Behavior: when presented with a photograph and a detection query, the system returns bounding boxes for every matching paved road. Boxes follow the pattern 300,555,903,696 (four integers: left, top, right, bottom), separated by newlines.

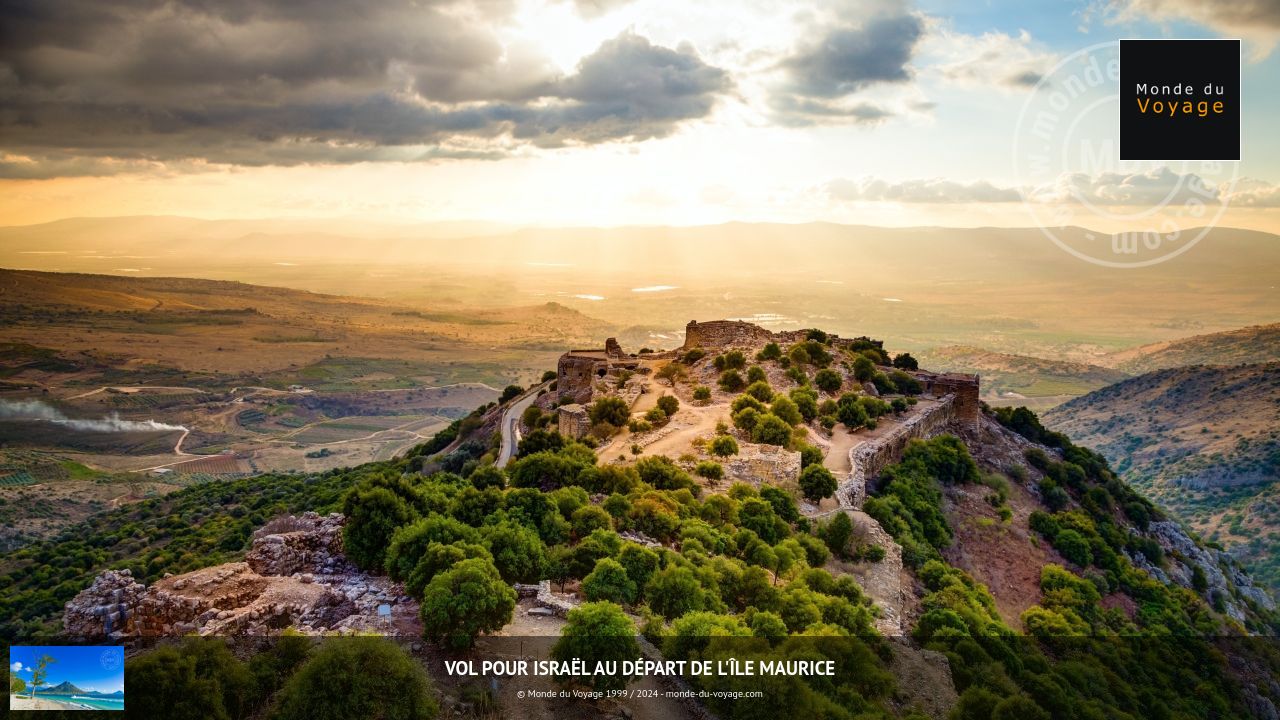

496,382,550,468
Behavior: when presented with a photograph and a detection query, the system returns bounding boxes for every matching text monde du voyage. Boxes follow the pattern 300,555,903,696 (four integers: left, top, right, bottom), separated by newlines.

445,658,836,677
1134,82,1228,118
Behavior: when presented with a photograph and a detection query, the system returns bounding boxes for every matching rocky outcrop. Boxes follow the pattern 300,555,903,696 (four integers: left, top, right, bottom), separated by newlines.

722,442,801,493
1145,520,1275,622
64,512,418,638
246,512,345,576
62,569,147,639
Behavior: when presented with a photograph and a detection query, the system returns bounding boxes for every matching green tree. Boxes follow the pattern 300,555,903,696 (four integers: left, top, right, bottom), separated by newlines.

892,353,919,371
10,669,25,694
405,542,493,599
751,413,793,446
695,461,724,481
718,370,746,392
758,342,782,361
483,521,547,583
814,369,843,393
342,486,417,572
747,365,768,384
419,558,516,649
269,638,439,720
500,385,524,403
656,395,680,416
799,464,838,502
385,514,479,581
1052,529,1093,567
770,395,803,426
693,385,711,401
852,356,875,382
745,380,775,402
647,566,711,619
589,397,631,427
468,464,507,490
29,653,54,701
635,455,695,491
821,512,854,557
571,504,613,538
552,602,640,692
582,557,638,604
127,640,256,720
710,435,739,457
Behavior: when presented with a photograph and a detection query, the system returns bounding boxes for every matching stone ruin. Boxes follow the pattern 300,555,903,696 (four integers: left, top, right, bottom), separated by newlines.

556,337,644,404
556,403,591,440
64,512,418,638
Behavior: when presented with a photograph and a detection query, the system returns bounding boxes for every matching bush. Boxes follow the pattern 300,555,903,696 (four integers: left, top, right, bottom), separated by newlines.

483,521,547,582
127,639,258,720
745,380,775,402
758,342,783,361
385,514,480,581
468,465,506,490
693,385,711,401
695,461,724,481
582,558,638,604
405,542,492,599
269,638,439,720
892,353,919,371
656,395,680,416
718,370,746,392
552,602,640,692
572,504,613,537
710,435,739,457
635,455,696,491
500,385,524,403
799,464,838,502
814,369,843,393
747,365,768,384
821,512,853,557
342,486,417,572
751,413,793,446
770,395,803,426
419,558,516,649
644,407,668,425
1052,529,1093,567
589,397,631,427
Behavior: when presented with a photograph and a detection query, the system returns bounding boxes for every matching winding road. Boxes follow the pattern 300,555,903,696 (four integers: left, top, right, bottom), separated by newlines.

496,382,550,468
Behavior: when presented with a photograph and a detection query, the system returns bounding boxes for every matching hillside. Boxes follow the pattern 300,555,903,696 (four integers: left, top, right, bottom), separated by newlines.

1103,323,1280,373
1045,363,1280,592
918,345,1130,409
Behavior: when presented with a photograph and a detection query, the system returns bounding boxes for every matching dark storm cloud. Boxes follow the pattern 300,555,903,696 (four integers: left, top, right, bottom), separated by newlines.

772,9,923,124
0,1,730,177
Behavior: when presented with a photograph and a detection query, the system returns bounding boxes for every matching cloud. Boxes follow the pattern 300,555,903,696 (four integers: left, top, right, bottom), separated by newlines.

925,28,1058,90
826,177,1021,203
1222,177,1280,207
10,662,21,672
781,14,924,97
1092,0,1280,56
0,2,730,177
1026,167,1223,206
771,5,924,124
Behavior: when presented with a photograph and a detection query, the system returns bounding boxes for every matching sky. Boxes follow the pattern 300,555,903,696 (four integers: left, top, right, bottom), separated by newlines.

2,0,1280,232
9,646,125,694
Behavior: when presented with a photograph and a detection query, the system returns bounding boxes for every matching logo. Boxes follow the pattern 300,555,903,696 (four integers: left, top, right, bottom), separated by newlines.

100,647,122,671
1013,41,1239,268
1120,39,1240,161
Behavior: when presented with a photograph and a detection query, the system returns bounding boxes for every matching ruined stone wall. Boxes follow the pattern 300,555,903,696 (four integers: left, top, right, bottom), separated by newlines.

556,404,590,440
682,320,777,350
913,372,980,427
557,353,608,403
722,443,802,493
836,397,958,507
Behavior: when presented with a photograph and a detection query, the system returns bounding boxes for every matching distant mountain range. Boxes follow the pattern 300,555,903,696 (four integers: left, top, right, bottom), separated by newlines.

40,680,86,695
1102,323,1280,374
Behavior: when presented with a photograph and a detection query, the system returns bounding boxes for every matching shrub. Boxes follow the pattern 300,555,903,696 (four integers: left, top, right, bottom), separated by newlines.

693,385,711,401
582,558,637,604
770,395,803,426
758,342,783,361
799,464,838,502
821,512,853,557
405,542,492,599
656,395,680,416
647,565,712,619
892,353,919,371
745,380,775,402
571,504,613,538
695,461,724,481
710,435,739,457
342,487,417,572
419,558,516,649
751,413,793,446
1053,529,1093,567
500,385,524,403
718,370,746,392
644,407,668,425
747,366,768,384
635,455,696,491
468,465,506,490
814,369,843,393
552,602,640,692
589,397,631,427
127,639,257,720
483,522,547,583
269,638,439,720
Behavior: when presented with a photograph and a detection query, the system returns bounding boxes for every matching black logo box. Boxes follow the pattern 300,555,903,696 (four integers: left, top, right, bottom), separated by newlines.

1120,39,1241,161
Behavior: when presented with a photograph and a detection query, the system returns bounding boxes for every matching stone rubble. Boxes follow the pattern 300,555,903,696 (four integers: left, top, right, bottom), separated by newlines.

64,512,417,638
